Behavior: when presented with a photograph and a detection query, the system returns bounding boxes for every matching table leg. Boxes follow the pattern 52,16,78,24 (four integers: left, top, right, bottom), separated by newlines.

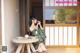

15,44,23,53
21,44,25,53
26,44,31,53
30,44,36,52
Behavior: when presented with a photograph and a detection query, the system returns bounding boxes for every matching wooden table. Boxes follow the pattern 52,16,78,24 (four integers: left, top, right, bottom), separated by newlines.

13,36,39,53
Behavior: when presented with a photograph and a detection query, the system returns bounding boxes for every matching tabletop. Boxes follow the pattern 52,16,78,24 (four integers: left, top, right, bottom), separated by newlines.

13,36,39,44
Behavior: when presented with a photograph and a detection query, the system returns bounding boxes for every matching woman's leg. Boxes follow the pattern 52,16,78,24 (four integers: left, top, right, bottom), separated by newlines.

38,43,47,52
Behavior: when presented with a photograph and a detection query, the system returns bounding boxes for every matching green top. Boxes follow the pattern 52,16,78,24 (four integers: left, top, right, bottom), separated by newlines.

32,28,46,42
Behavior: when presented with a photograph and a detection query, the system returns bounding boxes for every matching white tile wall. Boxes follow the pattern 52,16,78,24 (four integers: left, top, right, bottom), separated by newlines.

45,0,77,6
68,27,73,45
55,0,59,6
58,0,64,6
73,0,77,6
50,27,54,45
63,27,68,45
45,26,77,46
64,0,68,6
45,27,50,45
45,0,50,6
54,27,59,45
50,0,54,6
68,0,73,6
59,27,63,45
73,27,77,45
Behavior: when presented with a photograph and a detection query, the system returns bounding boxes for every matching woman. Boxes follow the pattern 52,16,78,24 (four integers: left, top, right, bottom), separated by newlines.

30,18,47,52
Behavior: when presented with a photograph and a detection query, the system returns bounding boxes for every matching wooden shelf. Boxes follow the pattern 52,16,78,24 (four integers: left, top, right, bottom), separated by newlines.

44,6,78,9
45,24,78,26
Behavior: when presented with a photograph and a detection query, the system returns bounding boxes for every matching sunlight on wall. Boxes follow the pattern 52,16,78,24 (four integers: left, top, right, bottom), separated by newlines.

1,0,7,53
1,0,6,46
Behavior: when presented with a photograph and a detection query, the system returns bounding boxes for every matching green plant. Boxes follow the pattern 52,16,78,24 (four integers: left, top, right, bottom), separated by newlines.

56,9,66,23
55,8,77,24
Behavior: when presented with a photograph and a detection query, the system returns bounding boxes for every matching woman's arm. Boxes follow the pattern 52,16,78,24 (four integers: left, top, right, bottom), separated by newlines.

39,24,44,30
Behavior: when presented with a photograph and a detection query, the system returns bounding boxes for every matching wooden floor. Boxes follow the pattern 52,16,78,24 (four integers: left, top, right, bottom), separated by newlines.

46,47,80,53
13,47,80,53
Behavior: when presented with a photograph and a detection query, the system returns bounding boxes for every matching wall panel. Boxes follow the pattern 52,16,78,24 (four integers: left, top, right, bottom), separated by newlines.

45,26,77,46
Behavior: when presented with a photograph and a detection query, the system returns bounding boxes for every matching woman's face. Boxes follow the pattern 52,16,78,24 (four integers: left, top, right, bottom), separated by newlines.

34,19,37,24
32,19,38,24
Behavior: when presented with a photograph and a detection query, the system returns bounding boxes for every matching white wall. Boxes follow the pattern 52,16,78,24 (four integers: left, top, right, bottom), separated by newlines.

2,0,20,53
45,26,77,46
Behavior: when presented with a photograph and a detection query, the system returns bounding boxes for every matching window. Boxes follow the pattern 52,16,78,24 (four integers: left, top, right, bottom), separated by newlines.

44,8,77,24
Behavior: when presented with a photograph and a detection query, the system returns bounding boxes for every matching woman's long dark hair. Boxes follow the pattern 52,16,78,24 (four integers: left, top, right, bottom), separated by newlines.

28,17,38,36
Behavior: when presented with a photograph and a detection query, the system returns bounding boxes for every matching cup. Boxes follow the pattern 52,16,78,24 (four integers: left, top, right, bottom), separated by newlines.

25,34,29,38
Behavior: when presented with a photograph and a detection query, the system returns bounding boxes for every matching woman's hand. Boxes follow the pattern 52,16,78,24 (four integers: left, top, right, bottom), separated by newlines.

38,21,44,30
38,21,41,25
